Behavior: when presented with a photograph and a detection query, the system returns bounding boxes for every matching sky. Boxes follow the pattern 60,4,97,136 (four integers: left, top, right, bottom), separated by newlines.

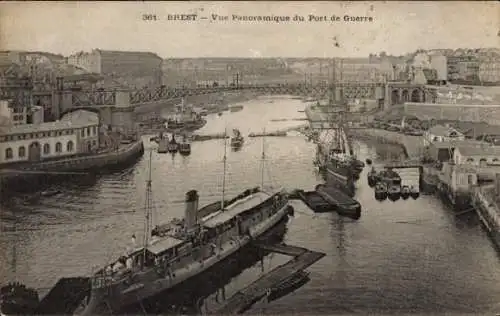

0,1,498,58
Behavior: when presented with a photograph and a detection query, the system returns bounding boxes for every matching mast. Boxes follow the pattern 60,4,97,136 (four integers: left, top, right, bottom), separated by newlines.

221,128,228,211
142,149,153,265
260,128,266,188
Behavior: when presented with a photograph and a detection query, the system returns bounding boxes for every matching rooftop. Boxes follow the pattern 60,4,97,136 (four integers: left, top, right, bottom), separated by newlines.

431,139,487,149
428,124,462,137
147,235,185,255
0,109,99,136
457,145,500,157
203,191,274,229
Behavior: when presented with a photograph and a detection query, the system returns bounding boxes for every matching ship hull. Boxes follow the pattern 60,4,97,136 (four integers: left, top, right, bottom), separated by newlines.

77,200,292,315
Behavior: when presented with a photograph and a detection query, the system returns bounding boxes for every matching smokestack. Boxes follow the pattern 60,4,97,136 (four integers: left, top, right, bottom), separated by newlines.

185,190,199,233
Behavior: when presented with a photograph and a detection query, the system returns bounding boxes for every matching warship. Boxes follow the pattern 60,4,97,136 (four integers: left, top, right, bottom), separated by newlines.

75,135,292,315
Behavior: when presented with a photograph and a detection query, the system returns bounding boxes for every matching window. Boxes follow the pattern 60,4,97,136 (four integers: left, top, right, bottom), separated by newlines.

5,148,13,160
86,128,90,137
466,158,474,162
55,142,62,153
43,143,50,154
67,140,74,152
92,126,97,135
81,129,85,137
18,146,25,158
92,140,97,146
493,158,499,162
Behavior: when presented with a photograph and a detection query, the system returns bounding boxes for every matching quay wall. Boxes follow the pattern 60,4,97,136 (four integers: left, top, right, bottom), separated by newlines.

348,128,425,159
471,186,500,250
1,140,144,193
404,102,500,124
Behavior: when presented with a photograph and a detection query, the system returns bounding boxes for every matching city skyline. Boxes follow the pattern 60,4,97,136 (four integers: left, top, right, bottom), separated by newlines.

0,1,498,58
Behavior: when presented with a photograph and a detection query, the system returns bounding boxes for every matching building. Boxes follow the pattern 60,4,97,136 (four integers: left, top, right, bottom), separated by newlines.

429,54,447,82
479,57,500,84
447,56,480,82
453,145,500,166
0,109,100,165
423,124,465,146
426,139,486,162
67,49,163,86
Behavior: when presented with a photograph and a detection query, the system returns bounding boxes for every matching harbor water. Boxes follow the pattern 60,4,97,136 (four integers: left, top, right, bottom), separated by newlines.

1,96,500,314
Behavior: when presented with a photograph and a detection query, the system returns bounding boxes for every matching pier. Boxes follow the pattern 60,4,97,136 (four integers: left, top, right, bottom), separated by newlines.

209,243,325,314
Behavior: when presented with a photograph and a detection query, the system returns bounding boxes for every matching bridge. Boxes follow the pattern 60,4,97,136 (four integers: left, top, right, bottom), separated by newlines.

31,81,438,111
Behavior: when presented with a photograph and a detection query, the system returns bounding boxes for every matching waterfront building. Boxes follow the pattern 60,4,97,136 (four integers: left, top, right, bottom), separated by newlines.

453,145,500,166
0,109,100,165
429,54,448,82
447,56,480,82
478,57,500,84
423,124,465,146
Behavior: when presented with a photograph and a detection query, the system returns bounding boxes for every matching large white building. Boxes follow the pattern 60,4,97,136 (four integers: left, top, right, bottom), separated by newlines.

0,109,100,165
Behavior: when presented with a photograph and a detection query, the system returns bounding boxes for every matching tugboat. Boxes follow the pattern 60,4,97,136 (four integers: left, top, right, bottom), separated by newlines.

367,167,378,187
410,185,420,199
374,182,388,201
167,135,179,153
74,141,293,315
230,129,244,149
0,283,40,315
166,98,207,132
401,185,411,200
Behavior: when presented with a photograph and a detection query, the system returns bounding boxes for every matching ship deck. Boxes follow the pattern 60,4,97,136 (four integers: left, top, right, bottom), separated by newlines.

209,243,325,314
317,185,358,205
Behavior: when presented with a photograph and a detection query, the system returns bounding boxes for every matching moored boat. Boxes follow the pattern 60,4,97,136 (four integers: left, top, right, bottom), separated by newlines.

401,185,410,200
230,129,244,149
167,136,179,153
367,168,378,187
179,143,191,156
374,182,388,201
75,137,291,315
410,185,420,199
229,105,244,112
315,184,362,220
388,185,401,201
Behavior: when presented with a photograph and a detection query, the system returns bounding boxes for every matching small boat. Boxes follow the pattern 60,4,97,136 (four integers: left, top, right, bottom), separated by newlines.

410,185,420,199
401,185,410,200
316,184,362,220
229,105,244,112
40,189,61,197
167,136,179,153
218,112,223,116
374,182,388,201
0,282,40,316
366,158,372,165
179,142,191,156
230,129,244,148
266,270,310,303
290,189,333,213
388,185,401,201
367,168,378,187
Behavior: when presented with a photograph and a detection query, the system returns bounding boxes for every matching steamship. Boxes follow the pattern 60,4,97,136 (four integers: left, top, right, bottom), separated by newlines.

75,136,292,315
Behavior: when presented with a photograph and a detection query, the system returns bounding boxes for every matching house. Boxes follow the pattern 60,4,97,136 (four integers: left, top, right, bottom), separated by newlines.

426,139,485,162
423,124,465,146
0,109,100,165
453,145,500,166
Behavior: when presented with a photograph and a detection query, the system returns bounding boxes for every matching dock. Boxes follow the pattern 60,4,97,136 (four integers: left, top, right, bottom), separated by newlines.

209,243,325,314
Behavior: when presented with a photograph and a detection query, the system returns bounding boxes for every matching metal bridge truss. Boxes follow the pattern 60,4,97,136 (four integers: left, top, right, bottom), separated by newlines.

128,82,385,105
71,90,117,107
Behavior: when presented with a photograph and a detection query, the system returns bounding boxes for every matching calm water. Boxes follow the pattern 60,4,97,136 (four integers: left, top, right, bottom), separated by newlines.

1,96,500,314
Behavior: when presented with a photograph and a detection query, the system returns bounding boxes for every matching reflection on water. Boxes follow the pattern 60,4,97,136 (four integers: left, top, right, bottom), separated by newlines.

1,96,500,314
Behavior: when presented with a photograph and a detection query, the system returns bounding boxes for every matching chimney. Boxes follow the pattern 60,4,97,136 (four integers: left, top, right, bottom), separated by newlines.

496,174,500,196
184,190,199,234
